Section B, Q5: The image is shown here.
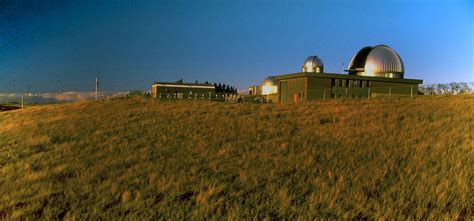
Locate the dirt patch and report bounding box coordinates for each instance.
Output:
[0,105,21,111]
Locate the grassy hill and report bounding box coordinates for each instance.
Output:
[0,96,473,219]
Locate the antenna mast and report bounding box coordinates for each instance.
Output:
[95,77,99,101]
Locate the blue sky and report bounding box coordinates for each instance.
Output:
[1,0,473,93]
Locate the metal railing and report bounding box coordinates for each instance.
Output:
[266,86,423,103]
[151,86,420,103]
[302,85,418,100]
[154,93,240,102]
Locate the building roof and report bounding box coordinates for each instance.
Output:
[153,82,215,89]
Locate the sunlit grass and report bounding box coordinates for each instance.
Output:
[0,95,473,219]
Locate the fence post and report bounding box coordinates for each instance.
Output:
[345,88,348,98]
[410,86,413,98]
[368,88,370,98]
[21,94,24,109]
[389,87,391,98]
[323,89,326,100]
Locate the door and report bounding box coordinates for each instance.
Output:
[280,81,288,102]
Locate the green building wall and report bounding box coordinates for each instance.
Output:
[275,72,423,102]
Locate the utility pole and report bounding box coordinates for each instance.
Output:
[95,77,99,101]
[22,84,30,109]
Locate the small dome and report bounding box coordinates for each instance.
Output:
[262,76,276,86]
[348,45,404,78]
[302,56,324,73]
[262,76,278,95]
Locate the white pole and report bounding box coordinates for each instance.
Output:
[21,94,24,109]
[95,78,98,101]
[410,86,413,98]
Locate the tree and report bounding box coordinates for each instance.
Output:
[128,90,144,97]
[426,85,434,95]
[176,79,183,83]
[449,82,461,95]
[205,81,209,85]
[459,83,472,94]
[438,84,448,95]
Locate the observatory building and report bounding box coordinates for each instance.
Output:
[151,82,215,98]
[249,45,423,102]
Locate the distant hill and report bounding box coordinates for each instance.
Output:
[0,91,127,104]
[0,96,473,219]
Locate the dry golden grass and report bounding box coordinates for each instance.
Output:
[0,95,473,219]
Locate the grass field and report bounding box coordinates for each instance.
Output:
[0,96,473,219]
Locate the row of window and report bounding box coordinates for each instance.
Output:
[331,79,371,88]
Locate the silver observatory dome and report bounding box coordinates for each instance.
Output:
[302,56,324,73]
[347,45,404,79]
[261,76,278,95]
